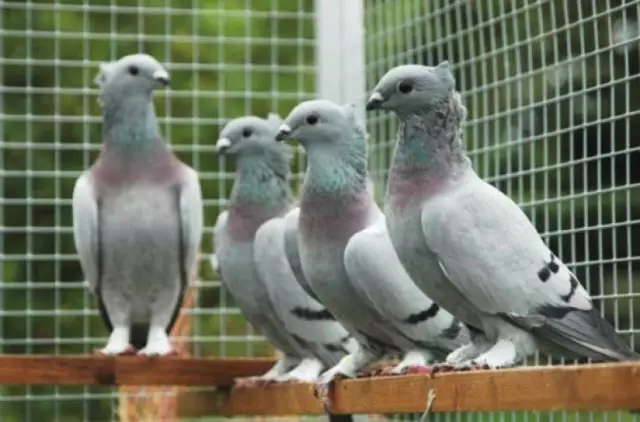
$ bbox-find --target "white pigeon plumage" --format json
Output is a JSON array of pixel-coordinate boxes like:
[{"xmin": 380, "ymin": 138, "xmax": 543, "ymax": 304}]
[
  {"xmin": 212, "ymin": 113, "xmax": 358, "ymax": 397},
  {"xmin": 274, "ymin": 100, "xmax": 470, "ymax": 410},
  {"xmin": 366, "ymin": 61, "xmax": 639, "ymax": 368}
]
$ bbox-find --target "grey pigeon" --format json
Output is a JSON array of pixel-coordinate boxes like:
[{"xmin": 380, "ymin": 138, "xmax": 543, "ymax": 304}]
[
  {"xmin": 281, "ymin": 179, "xmax": 377, "ymax": 304},
  {"xmin": 281, "ymin": 207, "xmax": 319, "ymax": 302},
  {"xmin": 72, "ymin": 53, "xmax": 203, "ymax": 356},
  {"xmin": 366, "ymin": 61, "xmax": 639, "ymax": 368},
  {"xmin": 212, "ymin": 114, "xmax": 358, "ymax": 397},
  {"xmin": 274, "ymin": 100, "xmax": 470, "ymax": 410}
]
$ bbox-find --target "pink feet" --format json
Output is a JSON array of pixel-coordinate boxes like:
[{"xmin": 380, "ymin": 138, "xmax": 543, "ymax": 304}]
[
  {"xmin": 372, "ymin": 364, "xmax": 434, "ymax": 376},
  {"xmin": 401, "ymin": 364, "xmax": 434, "ymax": 375},
  {"xmin": 233, "ymin": 377, "xmax": 272, "ymax": 389},
  {"xmin": 93, "ymin": 345, "xmax": 137, "ymax": 356},
  {"xmin": 429, "ymin": 362, "xmax": 489, "ymax": 377},
  {"xmin": 92, "ymin": 346, "xmax": 180, "ymax": 357},
  {"xmin": 137, "ymin": 348, "xmax": 179, "ymax": 357},
  {"xmin": 314, "ymin": 373, "xmax": 348, "ymax": 413},
  {"xmin": 367, "ymin": 364, "xmax": 395, "ymax": 377}
]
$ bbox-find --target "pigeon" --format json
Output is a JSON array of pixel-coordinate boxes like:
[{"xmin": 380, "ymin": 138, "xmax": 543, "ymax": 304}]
[
  {"xmin": 72, "ymin": 53, "xmax": 203, "ymax": 356},
  {"xmin": 281, "ymin": 179, "xmax": 377, "ymax": 304},
  {"xmin": 274, "ymin": 100, "xmax": 470, "ymax": 410},
  {"xmin": 365, "ymin": 61, "xmax": 639, "ymax": 369},
  {"xmin": 281, "ymin": 207, "xmax": 319, "ymax": 301},
  {"xmin": 212, "ymin": 113, "xmax": 358, "ymax": 397}
]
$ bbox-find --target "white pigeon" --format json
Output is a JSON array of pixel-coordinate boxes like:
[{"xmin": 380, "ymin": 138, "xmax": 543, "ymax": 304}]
[{"xmin": 365, "ymin": 61, "xmax": 639, "ymax": 369}]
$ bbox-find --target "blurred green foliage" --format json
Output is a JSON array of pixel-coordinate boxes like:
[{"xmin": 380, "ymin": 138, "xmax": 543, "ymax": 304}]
[
  {"xmin": 1, "ymin": 0, "xmax": 314, "ymax": 420},
  {"xmin": 1, "ymin": 0, "xmax": 639, "ymax": 421}
]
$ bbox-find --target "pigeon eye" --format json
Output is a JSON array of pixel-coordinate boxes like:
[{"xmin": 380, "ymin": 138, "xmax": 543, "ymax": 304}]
[
  {"xmin": 397, "ymin": 80, "xmax": 413, "ymax": 94},
  {"xmin": 306, "ymin": 114, "xmax": 319, "ymax": 125},
  {"xmin": 242, "ymin": 127, "xmax": 252, "ymax": 137},
  {"xmin": 128, "ymin": 65, "xmax": 139, "ymax": 76}
]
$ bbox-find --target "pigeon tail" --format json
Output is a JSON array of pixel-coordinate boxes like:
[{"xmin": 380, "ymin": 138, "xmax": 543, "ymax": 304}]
[
  {"xmin": 130, "ymin": 323, "xmax": 149, "ymax": 350},
  {"xmin": 535, "ymin": 308, "xmax": 640, "ymax": 362}
]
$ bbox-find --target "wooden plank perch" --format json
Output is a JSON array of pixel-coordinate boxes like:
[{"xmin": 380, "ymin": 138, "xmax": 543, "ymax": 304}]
[
  {"xmin": 0, "ymin": 355, "xmax": 276, "ymax": 386},
  {"xmin": 177, "ymin": 362, "xmax": 640, "ymax": 416},
  {"xmin": 0, "ymin": 356, "xmax": 638, "ymax": 415}
]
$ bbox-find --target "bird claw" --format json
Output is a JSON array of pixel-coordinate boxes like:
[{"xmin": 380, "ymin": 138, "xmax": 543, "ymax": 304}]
[
  {"xmin": 272, "ymin": 374, "xmax": 317, "ymax": 384},
  {"xmin": 233, "ymin": 377, "xmax": 265, "ymax": 389},
  {"xmin": 369, "ymin": 364, "xmax": 395, "ymax": 377},
  {"xmin": 93, "ymin": 345, "xmax": 137, "ymax": 356},
  {"xmin": 399, "ymin": 364, "xmax": 434, "ymax": 375},
  {"xmin": 429, "ymin": 362, "xmax": 489, "ymax": 378},
  {"xmin": 260, "ymin": 378, "xmax": 282, "ymax": 387},
  {"xmin": 314, "ymin": 373, "xmax": 348, "ymax": 413},
  {"xmin": 137, "ymin": 348, "xmax": 179, "ymax": 357},
  {"xmin": 274, "ymin": 378, "xmax": 305, "ymax": 385}
]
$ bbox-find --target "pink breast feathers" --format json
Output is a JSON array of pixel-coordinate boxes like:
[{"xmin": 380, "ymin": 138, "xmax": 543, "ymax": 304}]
[
  {"xmin": 387, "ymin": 167, "xmax": 444, "ymax": 214},
  {"xmin": 299, "ymin": 191, "xmax": 375, "ymax": 245},
  {"xmin": 226, "ymin": 199, "xmax": 288, "ymax": 243}
]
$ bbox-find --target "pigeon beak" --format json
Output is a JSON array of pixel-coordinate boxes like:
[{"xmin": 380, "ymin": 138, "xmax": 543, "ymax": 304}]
[
  {"xmin": 365, "ymin": 92, "xmax": 385, "ymax": 111},
  {"xmin": 152, "ymin": 69, "xmax": 171, "ymax": 87},
  {"xmin": 215, "ymin": 137, "xmax": 231, "ymax": 154},
  {"xmin": 274, "ymin": 123, "xmax": 293, "ymax": 142}
]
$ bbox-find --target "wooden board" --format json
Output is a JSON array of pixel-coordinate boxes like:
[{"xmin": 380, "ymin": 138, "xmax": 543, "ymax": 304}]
[
  {"xmin": 1, "ymin": 356, "xmax": 637, "ymax": 415},
  {"xmin": 0, "ymin": 355, "xmax": 276, "ymax": 386},
  {"xmin": 177, "ymin": 361, "xmax": 640, "ymax": 416}
]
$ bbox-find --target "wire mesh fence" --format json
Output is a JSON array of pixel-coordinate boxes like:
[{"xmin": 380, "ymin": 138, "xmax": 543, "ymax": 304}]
[
  {"xmin": 1, "ymin": 0, "xmax": 314, "ymax": 420},
  {"xmin": 364, "ymin": 0, "xmax": 640, "ymax": 419},
  {"xmin": 0, "ymin": 0, "xmax": 639, "ymax": 421}
]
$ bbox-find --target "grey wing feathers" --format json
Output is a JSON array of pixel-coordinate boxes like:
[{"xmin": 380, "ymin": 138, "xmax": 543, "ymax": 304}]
[
  {"xmin": 179, "ymin": 167, "xmax": 204, "ymax": 281},
  {"xmin": 282, "ymin": 207, "xmax": 320, "ymax": 301},
  {"xmin": 212, "ymin": 210, "xmax": 228, "ymax": 279},
  {"xmin": 255, "ymin": 216, "xmax": 355, "ymax": 364},
  {"xmin": 532, "ymin": 309, "xmax": 640, "ymax": 361},
  {"xmin": 72, "ymin": 173, "xmax": 99, "ymax": 293},
  {"xmin": 422, "ymin": 178, "xmax": 593, "ymax": 317},
  {"xmin": 213, "ymin": 212, "xmax": 300, "ymax": 355},
  {"xmin": 422, "ymin": 176, "xmax": 637, "ymax": 361},
  {"xmin": 344, "ymin": 221, "xmax": 469, "ymax": 354}
]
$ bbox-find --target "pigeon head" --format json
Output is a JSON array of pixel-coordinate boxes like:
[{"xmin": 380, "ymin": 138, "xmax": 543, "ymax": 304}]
[
  {"xmin": 275, "ymin": 100, "xmax": 366, "ymax": 149},
  {"xmin": 365, "ymin": 61, "xmax": 456, "ymax": 117},
  {"xmin": 95, "ymin": 53, "xmax": 170, "ymax": 107},
  {"xmin": 216, "ymin": 113, "xmax": 292, "ymax": 158},
  {"xmin": 219, "ymin": 113, "xmax": 295, "ymax": 209}
]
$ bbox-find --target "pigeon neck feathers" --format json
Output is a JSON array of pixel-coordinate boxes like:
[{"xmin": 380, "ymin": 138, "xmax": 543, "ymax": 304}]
[
  {"xmin": 396, "ymin": 94, "xmax": 467, "ymax": 169},
  {"xmin": 231, "ymin": 149, "xmax": 294, "ymax": 211},
  {"xmin": 227, "ymin": 157, "xmax": 293, "ymax": 242},
  {"xmin": 301, "ymin": 126, "xmax": 368, "ymax": 205},
  {"xmin": 102, "ymin": 93, "xmax": 162, "ymax": 151},
  {"xmin": 386, "ymin": 93, "xmax": 471, "ymax": 210}
]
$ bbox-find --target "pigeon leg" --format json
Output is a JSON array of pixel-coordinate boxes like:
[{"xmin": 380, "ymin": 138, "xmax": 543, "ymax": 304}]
[
  {"xmin": 445, "ymin": 338, "xmax": 493, "ymax": 366},
  {"xmin": 137, "ymin": 325, "xmax": 176, "ymax": 356},
  {"xmin": 234, "ymin": 355, "xmax": 300, "ymax": 388},
  {"xmin": 390, "ymin": 350, "xmax": 433, "ymax": 375},
  {"xmin": 315, "ymin": 348, "xmax": 376, "ymax": 412},
  {"xmin": 137, "ymin": 280, "xmax": 181, "ymax": 357},
  {"xmin": 367, "ymin": 362, "xmax": 397, "ymax": 377},
  {"xmin": 471, "ymin": 339, "xmax": 519, "ymax": 369},
  {"xmin": 96, "ymin": 326, "xmax": 136, "ymax": 356},
  {"xmin": 96, "ymin": 283, "xmax": 136, "ymax": 355},
  {"xmin": 233, "ymin": 376, "xmax": 265, "ymax": 389},
  {"xmin": 428, "ymin": 340, "xmax": 494, "ymax": 376},
  {"xmin": 274, "ymin": 358, "xmax": 324, "ymax": 383}
]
